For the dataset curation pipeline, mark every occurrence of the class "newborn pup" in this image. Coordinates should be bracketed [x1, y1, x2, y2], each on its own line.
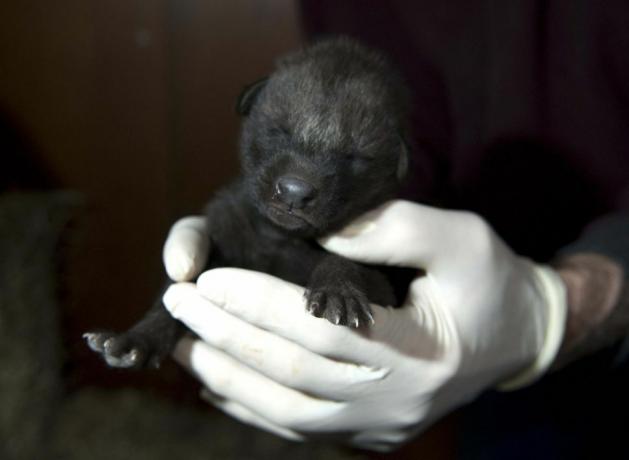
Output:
[85, 37, 412, 369]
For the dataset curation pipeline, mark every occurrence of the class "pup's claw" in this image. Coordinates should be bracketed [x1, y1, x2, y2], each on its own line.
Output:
[361, 302, 375, 325]
[345, 297, 361, 328]
[305, 291, 327, 317]
[305, 284, 373, 328]
[83, 330, 163, 369]
[83, 332, 107, 353]
[322, 295, 346, 326]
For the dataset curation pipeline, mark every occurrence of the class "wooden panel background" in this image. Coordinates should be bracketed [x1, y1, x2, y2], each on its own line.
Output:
[0, 0, 302, 391]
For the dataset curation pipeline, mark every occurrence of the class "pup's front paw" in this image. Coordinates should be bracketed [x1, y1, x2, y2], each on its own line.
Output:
[305, 283, 374, 328]
[83, 330, 165, 369]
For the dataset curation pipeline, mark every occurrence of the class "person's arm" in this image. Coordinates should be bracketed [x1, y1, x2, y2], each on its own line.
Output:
[551, 213, 629, 368]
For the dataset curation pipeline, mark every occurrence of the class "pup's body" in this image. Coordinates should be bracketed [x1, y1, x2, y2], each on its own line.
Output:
[85, 37, 412, 369]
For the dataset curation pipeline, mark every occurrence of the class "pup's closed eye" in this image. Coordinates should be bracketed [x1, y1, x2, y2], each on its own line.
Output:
[266, 126, 291, 138]
[345, 151, 374, 161]
[345, 152, 376, 171]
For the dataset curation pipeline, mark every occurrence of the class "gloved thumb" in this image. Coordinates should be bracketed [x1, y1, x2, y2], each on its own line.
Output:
[319, 200, 484, 274]
[163, 216, 209, 281]
[318, 200, 445, 270]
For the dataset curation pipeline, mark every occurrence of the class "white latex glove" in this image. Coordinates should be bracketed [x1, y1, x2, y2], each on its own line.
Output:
[161, 201, 567, 451]
[162, 216, 209, 282]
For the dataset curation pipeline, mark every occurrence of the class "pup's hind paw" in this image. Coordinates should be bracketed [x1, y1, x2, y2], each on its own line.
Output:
[305, 284, 374, 328]
[83, 330, 165, 369]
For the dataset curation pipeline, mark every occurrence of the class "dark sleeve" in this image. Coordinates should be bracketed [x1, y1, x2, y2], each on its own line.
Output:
[558, 211, 629, 274]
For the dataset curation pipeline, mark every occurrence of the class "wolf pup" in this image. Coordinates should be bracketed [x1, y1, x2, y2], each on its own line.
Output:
[85, 37, 412, 369]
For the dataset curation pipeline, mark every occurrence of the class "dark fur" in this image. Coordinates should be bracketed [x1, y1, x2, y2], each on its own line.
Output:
[85, 37, 412, 369]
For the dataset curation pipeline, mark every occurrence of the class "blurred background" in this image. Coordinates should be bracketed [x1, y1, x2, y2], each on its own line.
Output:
[0, 1, 453, 459]
[0, 0, 302, 388]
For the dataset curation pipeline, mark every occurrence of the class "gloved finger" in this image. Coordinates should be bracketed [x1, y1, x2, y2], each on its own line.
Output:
[203, 385, 410, 451]
[172, 337, 346, 432]
[164, 283, 389, 400]
[318, 200, 484, 273]
[163, 216, 209, 281]
[199, 388, 305, 442]
[194, 268, 398, 365]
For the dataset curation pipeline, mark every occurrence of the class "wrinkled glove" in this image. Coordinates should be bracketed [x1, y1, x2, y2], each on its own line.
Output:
[162, 201, 567, 451]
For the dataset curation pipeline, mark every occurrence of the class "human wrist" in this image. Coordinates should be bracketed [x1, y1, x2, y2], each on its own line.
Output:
[497, 264, 567, 391]
[552, 253, 624, 367]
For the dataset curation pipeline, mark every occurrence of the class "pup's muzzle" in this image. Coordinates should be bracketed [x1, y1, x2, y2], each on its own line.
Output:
[274, 176, 317, 210]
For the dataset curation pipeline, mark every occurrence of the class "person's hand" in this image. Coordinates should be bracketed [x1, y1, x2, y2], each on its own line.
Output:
[161, 201, 567, 451]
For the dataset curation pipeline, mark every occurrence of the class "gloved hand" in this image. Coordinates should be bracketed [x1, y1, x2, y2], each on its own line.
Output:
[161, 201, 567, 451]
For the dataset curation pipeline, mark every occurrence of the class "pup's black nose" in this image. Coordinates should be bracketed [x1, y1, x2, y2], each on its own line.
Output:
[275, 176, 316, 209]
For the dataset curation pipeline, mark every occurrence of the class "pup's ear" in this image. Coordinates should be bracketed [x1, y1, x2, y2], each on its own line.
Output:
[397, 136, 409, 181]
[236, 77, 268, 116]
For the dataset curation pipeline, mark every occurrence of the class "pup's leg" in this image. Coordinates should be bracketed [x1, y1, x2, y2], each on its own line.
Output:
[83, 181, 253, 369]
[305, 255, 396, 327]
[83, 289, 185, 369]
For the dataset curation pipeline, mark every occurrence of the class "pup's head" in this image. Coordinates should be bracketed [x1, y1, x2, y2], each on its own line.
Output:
[238, 37, 410, 237]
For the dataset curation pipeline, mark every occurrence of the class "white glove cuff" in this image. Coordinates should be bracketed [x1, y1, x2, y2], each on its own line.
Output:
[497, 264, 568, 391]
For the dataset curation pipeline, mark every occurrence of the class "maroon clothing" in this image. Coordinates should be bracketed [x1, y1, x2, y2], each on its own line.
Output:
[300, 0, 629, 265]
[300, 2, 629, 458]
